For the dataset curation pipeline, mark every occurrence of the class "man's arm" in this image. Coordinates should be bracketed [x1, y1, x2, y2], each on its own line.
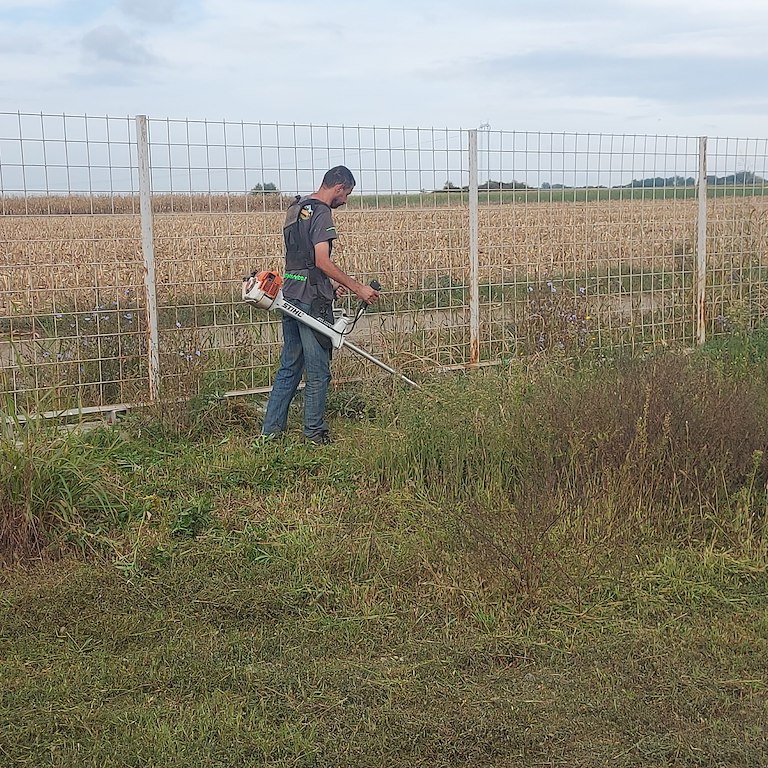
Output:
[314, 242, 379, 304]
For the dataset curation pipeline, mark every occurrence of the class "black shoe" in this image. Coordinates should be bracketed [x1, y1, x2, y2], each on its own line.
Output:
[306, 431, 333, 445]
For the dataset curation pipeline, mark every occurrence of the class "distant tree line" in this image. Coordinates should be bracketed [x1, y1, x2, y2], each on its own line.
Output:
[250, 182, 279, 194]
[440, 170, 766, 192]
[443, 180, 533, 191]
[620, 171, 766, 188]
[251, 175, 766, 197]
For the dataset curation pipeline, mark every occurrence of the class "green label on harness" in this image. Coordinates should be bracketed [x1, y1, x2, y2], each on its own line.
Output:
[284, 273, 307, 281]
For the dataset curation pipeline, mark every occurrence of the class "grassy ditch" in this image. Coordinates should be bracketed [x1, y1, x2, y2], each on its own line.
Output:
[1, 338, 767, 767]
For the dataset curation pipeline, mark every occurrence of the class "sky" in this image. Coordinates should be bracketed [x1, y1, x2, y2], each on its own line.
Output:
[1, 0, 768, 138]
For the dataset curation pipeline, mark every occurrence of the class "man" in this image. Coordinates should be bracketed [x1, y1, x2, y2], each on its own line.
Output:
[261, 166, 379, 444]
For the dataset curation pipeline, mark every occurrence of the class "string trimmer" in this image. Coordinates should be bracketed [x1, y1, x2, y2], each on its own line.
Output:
[242, 270, 418, 388]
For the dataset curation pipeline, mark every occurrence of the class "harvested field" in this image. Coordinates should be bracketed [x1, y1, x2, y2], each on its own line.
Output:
[2, 198, 767, 314]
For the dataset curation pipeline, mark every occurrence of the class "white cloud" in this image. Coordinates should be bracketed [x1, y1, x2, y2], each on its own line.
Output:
[119, 0, 178, 24]
[2, 0, 768, 136]
[81, 24, 160, 66]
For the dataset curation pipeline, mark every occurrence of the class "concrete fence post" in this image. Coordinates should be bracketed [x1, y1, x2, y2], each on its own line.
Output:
[696, 136, 708, 346]
[136, 115, 161, 400]
[468, 129, 480, 364]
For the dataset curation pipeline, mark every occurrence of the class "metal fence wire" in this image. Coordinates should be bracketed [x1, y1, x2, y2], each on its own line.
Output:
[1, 113, 767, 413]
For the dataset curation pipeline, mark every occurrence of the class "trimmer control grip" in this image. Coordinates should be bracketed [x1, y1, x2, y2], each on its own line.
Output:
[356, 279, 381, 314]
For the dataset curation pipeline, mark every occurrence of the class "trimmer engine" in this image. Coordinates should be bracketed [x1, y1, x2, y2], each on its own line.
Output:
[242, 270, 283, 310]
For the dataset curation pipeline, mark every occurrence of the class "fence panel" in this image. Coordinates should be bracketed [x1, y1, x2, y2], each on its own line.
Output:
[137, 119, 473, 401]
[703, 136, 768, 335]
[475, 131, 704, 358]
[0, 113, 149, 412]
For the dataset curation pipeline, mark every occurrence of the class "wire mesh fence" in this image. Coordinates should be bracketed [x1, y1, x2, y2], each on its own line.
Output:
[705, 136, 768, 336]
[478, 131, 704, 358]
[2, 113, 767, 413]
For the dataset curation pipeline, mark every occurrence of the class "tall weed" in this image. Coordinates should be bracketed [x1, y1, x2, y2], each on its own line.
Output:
[0, 406, 134, 565]
[362, 353, 768, 598]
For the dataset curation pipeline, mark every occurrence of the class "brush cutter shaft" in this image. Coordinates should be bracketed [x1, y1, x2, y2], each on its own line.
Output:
[344, 341, 420, 388]
[271, 293, 352, 349]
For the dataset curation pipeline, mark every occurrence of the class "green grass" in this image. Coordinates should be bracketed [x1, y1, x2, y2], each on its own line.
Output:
[3, 545, 765, 767]
[0, 409, 137, 564]
[2, 346, 768, 766]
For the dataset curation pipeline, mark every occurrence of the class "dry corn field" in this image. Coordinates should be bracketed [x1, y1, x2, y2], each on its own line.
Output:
[2, 197, 768, 314]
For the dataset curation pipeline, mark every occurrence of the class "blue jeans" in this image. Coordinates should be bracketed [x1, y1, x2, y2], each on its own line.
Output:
[261, 301, 332, 438]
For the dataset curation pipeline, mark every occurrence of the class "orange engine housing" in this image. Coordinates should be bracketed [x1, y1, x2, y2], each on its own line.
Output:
[256, 270, 283, 298]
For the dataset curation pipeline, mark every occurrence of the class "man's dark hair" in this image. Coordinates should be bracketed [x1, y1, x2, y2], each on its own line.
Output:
[321, 165, 356, 189]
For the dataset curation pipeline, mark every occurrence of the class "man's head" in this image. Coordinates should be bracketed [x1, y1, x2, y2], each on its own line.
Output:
[320, 165, 356, 208]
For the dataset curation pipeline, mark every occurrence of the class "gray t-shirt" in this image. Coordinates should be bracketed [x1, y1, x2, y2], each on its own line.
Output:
[282, 197, 337, 305]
